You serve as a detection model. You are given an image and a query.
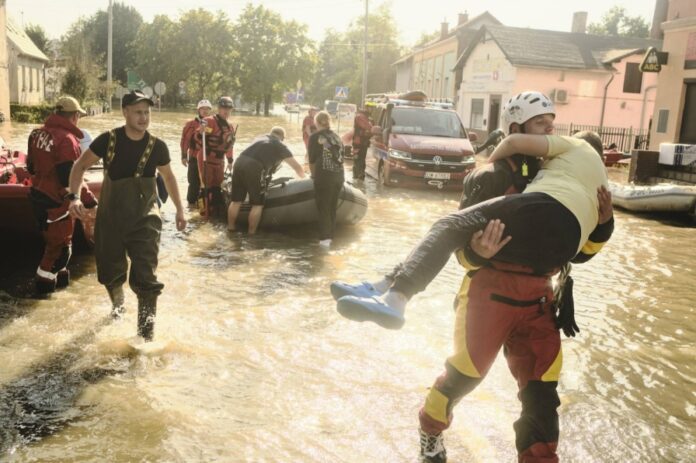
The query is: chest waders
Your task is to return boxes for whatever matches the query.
[95,130,162,341]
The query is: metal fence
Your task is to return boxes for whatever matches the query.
[554,123,650,152]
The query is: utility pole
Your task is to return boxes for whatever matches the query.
[361,0,368,106]
[107,0,113,108]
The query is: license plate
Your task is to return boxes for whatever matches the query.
[424,172,451,180]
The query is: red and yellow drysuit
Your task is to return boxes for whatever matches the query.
[419,155,614,463]
[197,114,234,216]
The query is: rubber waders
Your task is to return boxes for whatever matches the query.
[137,294,157,341]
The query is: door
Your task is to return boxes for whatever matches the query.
[488,95,501,133]
[679,82,696,144]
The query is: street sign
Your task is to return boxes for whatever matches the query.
[178,81,185,89]
[142,86,153,97]
[154,81,166,95]
[115,86,128,98]
[335,86,349,99]
[640,47,664,73]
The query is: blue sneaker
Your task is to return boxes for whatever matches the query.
[330,281,381,301]
[336,295,405,330]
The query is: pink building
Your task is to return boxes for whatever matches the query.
[454,22,661,141]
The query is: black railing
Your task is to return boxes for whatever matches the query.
[554,123,650,152]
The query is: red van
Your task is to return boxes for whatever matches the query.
[364,96,477,190]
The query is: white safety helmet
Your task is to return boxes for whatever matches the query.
[197,99,212,110]
[501,91,555,133]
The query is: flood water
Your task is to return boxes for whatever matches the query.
[1,110,694,462]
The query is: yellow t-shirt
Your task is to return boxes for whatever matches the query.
[523,135,608,253]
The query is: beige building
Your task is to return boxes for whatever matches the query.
[649,0,696,147]
[393,12,500,101]
[0,0,10,121]
[6,15,48,105]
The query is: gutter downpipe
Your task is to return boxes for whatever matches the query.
[639,85,657,132]
[599,72,615,132]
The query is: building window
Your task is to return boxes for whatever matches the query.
[470,98,484,128]
[623,62,642,94]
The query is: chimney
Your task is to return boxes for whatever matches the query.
[571,11,588,33]
[650,0,668,39]
[441,21,449,39]
[458,12,469,26]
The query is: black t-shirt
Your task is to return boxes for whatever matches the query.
[90,126,170,180]
[239,135,292,173]
[308,129,345,183]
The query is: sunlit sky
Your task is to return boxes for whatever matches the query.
[11,0,658,46]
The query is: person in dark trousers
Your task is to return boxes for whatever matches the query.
[26,96,97,294]
[68,90,187,342]
[180,99,212,206]
[227,127,305,234]
[351,108,372,180]
[308,110,345,249]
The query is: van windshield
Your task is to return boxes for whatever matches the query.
[391,107,466,138]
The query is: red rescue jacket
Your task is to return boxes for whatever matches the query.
[180,116,205,160]
[352,112,372,147]
[27,114,83,204]
[201,114,235,161]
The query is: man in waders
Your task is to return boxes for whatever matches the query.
[68,90,187,341]
[332,91,614,462]
[198,96,236,218]
[27,96,97,294]
[180,99,212,206]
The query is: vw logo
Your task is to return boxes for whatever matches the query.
[433,156,443,165]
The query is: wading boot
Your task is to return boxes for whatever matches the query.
[35,276,56,295]
[56,269,70,289]
[419,429,447,463]
[137,294,158,342]
[108,285,125,319]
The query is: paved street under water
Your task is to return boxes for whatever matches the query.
[0,111,694,462]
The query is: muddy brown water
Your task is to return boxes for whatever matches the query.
[0,111,694,462]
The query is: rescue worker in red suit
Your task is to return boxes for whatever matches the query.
[351,108,372,180]
[198,96,235,217]
[302,106,318,152]
[331,92,614,462]
[27,96,97,294]
[180,99,212,206]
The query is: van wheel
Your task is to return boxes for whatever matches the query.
[378,162,387,186]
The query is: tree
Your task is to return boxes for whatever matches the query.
[133,15,180,106]
[86,2,144,83]
[587,7,649,38]
[233,4,315,115]
[308,4,402,106]
[25,24,49,55]
[172,9,237,101]
[61,66,88,101]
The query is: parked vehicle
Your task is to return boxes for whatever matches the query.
[364,92,477,190]
[324,100,339,116]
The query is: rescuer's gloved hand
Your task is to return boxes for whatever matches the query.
[555,275,580,337]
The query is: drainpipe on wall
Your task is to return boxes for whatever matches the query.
[639,85,657,132]
[599,72,615,131]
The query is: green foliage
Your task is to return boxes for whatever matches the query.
[587,7,649,38]
[307,4,402,106]
[10,104,54,123]
[232,4,316,115]
[61,67,88,101]
[24,24,49,55]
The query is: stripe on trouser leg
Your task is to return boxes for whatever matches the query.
[36,266,57,281]
[449,275,481,378]
[541,350,562,382]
